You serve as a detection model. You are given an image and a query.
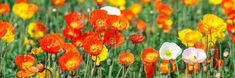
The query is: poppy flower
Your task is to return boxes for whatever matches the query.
[140,0,151,4]
[90,10,108,31]
[0,3,10,14]
[182,47,207,64]
[15,54,35,70]
[82,31,103,56]
[144,62,156,78]
[121,10,135,21]
[136,19,147,31]
[30,47,43,55]
[39,34,64,54]
[198,14,226,34]
[62,43,78,52]
[0,21,15,43]
[155,3,173,17]
[12,3,38,20]
[141,48,159,64]
[159,42,181,73]
[130,3,142,15]
[27,22,46,39]
[182,0,200,6]
[227,23,235,34]
[16,0,28,3]
[72,36,83,47]
[63,26,81,39]
[59,51,83,71]
[156,15,173,33]
[52,0,66,6]
[101,6,121,16]
[107,15,129,31]
[104,29,125,47]
[129,34,146,44]
[232,34,235,43]
[118,51,135,65]
[17,67,38,77]
[64,12,84,30]
[95,0,105,6]
[178,29,202,47]
[91,45,108,66]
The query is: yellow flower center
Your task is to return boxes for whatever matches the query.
[65,59,77,69]
[90,45,98,52]
[22,62,33,70]
[164,50,172,58]
[70,22,78,28]
[96,19,105,27]
[146,52,156,61]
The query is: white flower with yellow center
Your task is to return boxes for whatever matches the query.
[159,42,182,60]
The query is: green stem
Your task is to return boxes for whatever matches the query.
[84,55,90,78]
[115,66,123,78]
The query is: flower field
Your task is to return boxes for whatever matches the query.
[0,0,235,78]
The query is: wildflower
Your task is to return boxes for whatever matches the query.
[0,3,10,14]
[63,26,81,39]
[90,10,108,31]
[101,6,121,16]
[129,34,146,44]
[39,34,64,54]
[92,45,108,66]
[155,3,173,17]
[104,29,125,47]
[17,67,38,77]
[52,0,66,7]
[27,22,46,39]
[136,19,147,31]
[156,15,173,32]
[130,3,142,15]
[198,14,226,34]
[12,3,38,20]
[107,15,129,31]
[15,54,35,70]
[59,51,83,71]
[159,42,182,73]
[178,29,202,46]
[182,0,200,6]
[141,48,159,78]
[121,10,135,21]
[30,47,43,55]
[64,12,84,30]
[0,21,15,43]
[61,43,78,52]
[118,51,135,65]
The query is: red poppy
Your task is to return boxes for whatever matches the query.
[107,15,129,31]
[62,43,78,52]
[0,21,14,38]
[118,51,135,65]
[104,29,125,47]
[39,34,64,54]
[72,37,83,47]
[141,48,159,64]
[59,51,83,71]
[227,23,235,34]
[155,3,173,17]
[90,10,108,31]
[232,34,235,43]
[129,34,146,44]
[121,10,135,21]
[63,26,81,39]
[52,0,66,6]
[136,19,147,31]
[0,3,10,14]
[82,31,103,56]
[64,12,84,30]
[144,62,156,78]
[16,0,28,3]
[14,54,35,70]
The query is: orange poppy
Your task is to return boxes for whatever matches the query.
[52,0,66,6]
[16,0,28,3]
[63,26,81,39]
[136,19,147,31]
[186,63,199,74]
[227,23,235,34]
[0,3,10,14]
[14,54,35,70]
[159,60,176,74]
[118,51,135,65]
[156,15,173,33]
[121,10,135,21]
[182,0,200,6]
[141,48,159,64]
[62,43,78,52]
[39,34,64,54]
[64,12,84,30]
[144,61,156,78]
[155,3,173,17]
[82,31,103,56]
[129,34,146,44]
[195,43,206,51]
[59,51,83,71]
[107,15,129,31]
[90,10,108,31]
[95,0,105,6]
[17,67,38,77]
[232,34,235,43]
[104,29,125,47]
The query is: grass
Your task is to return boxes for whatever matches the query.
[0,0,235,78]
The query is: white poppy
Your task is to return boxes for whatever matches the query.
[100,6,121,16]
[182,47,207,64]
[159,42,182,60]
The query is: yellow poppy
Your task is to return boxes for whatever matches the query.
[92,45,108,66]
